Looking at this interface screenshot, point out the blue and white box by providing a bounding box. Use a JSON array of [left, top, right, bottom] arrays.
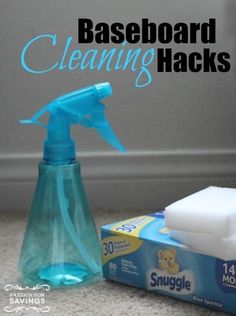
[[101, 212, 236, 314]]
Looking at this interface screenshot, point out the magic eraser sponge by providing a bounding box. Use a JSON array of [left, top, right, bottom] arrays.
[[170, 230, 236, 260], [165, 186, 236, 238]]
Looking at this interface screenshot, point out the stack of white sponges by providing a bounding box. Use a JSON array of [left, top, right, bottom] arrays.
[[165, 186, 236, 260]]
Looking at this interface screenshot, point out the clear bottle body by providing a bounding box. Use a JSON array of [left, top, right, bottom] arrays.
[[19, 161, 101, 288]]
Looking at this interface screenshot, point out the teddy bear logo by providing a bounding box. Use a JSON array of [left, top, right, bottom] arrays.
[[158, 248, 179, 275]]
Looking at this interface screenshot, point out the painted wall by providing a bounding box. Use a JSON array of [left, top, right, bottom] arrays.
[[0, 0, 236, 211]]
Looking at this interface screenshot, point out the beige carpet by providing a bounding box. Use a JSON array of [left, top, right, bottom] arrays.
[[0, 209, 231, 316]]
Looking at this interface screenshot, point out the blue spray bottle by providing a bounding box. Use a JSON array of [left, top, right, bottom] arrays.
[[19, 82, 125, 288]]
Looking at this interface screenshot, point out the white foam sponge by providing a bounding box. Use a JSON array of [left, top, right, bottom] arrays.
[[165, 186, 236, 238], [170, 230, 236, 260]]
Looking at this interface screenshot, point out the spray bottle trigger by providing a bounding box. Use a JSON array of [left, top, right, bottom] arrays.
[[19, 104, 52, 128], [19, 119, 48, 129]]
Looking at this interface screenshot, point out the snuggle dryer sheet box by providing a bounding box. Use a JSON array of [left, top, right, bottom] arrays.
[[101, 213, 236, 314]]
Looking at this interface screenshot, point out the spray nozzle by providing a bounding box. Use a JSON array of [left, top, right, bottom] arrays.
[[20, 82, 126, 165]]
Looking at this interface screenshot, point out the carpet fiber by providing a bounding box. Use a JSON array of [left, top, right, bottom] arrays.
[[0, 209, 231, 316]]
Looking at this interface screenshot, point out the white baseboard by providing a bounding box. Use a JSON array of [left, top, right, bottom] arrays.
[[1, 149, 236, 211]]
